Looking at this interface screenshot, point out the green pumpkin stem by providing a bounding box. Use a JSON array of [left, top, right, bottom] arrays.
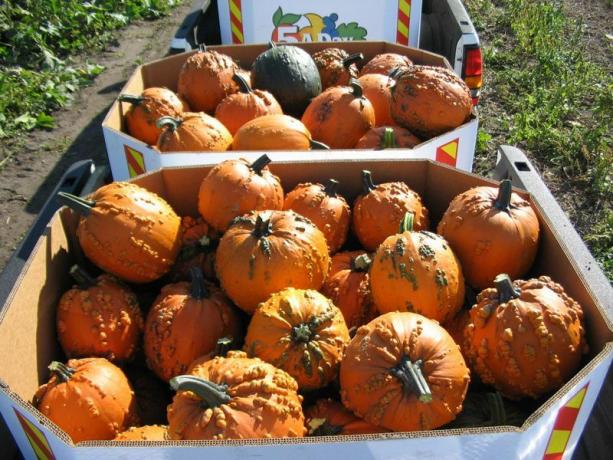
[[268, 41, 277, 48], [361, 170, 376, 194], [388, 66, 405, 79], [349, 78, 363, 98], [56, 191, 95, 216], [156, 116, 182, 131], [381, 127, 397, 149], [291, 323, 312, 343], [494, 179, 513, 212], [324, 179, 339, 196], [487, 392, 507, 425], [343, 53, 364, 68], [494, 274, 521, 302], [118, 94, 144, 105], [214, 337, 233, 358], [252, 214, 272, 238], [250, 154, 271, 175], [198, 43, 207, 52], [310, 139, 330, 150], [399, 212, 415, 233], [232, 73, 252, 94], [352, 253, 372, 272], [390, 357, 432, 403], [189, 267, 208, 299], [48, 361, 75, 382], [169, 375, 231, 408], [69, 265, 97, 289]]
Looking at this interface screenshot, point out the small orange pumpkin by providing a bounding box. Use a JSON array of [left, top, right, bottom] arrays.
[[198, 154, 284, 232], [355, 126, 421, 149], [232, 114, 328, 150], [33, 358, 138, 442], [464, 274, 588, 400], [312, 48, 363, 89], [283, 179, 350, 254], [57, 265, 143, 362], [352, 170, 430, 251], [216, 210, 330, 314], [119, 87, 189, 145], [177, 49, 239, 113], [244, 288, 350, 391], [320, 251, 376, 329], [437, 180, 540, 289], [214, 73, 283, 135], [302, 79, 375, 149], [167, 351, 306, 440], [305, 399, 388, 436], [340, 312, 470, 431], [359, 53, 412, 77], [114, 425, 168, 441], [169, 216, 219, 282], [156, 112, 232, 152], [357, 72, 397, 127], [370, 213, 465, 324]]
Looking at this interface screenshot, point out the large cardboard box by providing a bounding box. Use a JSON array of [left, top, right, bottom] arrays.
[[102, 41, 479, 181], [0, 156, 610, 459]]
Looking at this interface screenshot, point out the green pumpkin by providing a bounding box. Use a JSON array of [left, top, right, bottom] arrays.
[[251, 43, 322, 117]]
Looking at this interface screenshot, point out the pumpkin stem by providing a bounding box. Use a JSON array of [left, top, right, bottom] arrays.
[[48, 361, 75, 382], [156, 116, 182, 131], [388, 67, 404, 79], [342, 53, 364, 68], [352, 253, 372, 272], [390, 356, 432, 403], [494, 179, 513, 212], [198, 43, 207, 52], [189, 267, 209, 299], [308, 418, 343, 436], [310, 139, 330, 150], [250, 154, 271, 175], [349, 78, 363, 98], [324, 179, 339, 196], [291, 323, 313, 343], [252, 214, 272, 238], [169, 375, 231, 408], [56, 191, 95, 216], [232, 73, 252, 94], [268, 41, 276, 49], [494, 274, 521, 302], [361, 170, 376, 194], [69, 265, 97, 289], [118, 94, 144, 105], [214, 337, 233, 358], [399, 212, 415, 233], [487, 392, 507, 425], [381, 127, 397, 149]]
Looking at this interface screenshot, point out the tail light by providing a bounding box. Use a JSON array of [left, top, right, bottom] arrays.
[[463, 45, 482, 104]]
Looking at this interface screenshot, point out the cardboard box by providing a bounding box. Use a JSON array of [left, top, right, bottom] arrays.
[[0, 156, 611, 459], [102, 41, 479, 181], [216, 0, 422, 47]]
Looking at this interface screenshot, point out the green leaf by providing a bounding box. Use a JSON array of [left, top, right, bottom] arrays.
[[336, 22, 368, 40], [36, 113, 54, 129], [273, 7, 283, 27], [280, 13, 301, 25]]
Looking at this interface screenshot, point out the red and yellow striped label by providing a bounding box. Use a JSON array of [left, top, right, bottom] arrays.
[[542, 383, 589, 460], [229, 0, 244, 44], [124, 144, 146, 178], [435, 138, 459, 166], [396, 0, 411, 45], [13, 408, 56, 460]]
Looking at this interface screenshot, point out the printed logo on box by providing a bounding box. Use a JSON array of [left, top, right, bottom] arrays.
[[13, 408, 56, 460], [435, 138, 459, 166], [124, 145, 146, 178]]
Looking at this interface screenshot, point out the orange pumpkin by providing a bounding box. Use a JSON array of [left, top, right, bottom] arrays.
[[352, 170, 430, 251], [187, 336, 235, 372], [198, 154, 284, 232], [33, 358, 138, 442], [57, 266, 143, 362], [370, 213, 465, 324], [437, 180, 540, 289], [305, 399, 388, 436], [177, 50, 239, 113], [312, 48, 363, 89], [320, 251, 376, 329], [464, 274, 588, 399], [391, 65, 472, 138], [357, 73, 397, 126], [216, 210, 330, 314], [169, 216, 219, 282], [340, 312, 470, 431], [355, 126, 421, 149], [156, 112, 232, 152], [302, 79, 375, 149], [283, 179, 350, 254], [358, 53, 412, 77], [57, 182, 182, 283], [114, 425, 168, 441], [244, 288, 350, 390], [214, 73, 283, 135], [144, 267, 243, 382], [167, 351, 306, 439], [232, 114, 329, 150], [119, 87, 189, 145]]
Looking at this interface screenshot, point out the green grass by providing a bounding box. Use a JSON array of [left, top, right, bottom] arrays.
[[466, 0, 612, 279], [0, 1, 180, 139]]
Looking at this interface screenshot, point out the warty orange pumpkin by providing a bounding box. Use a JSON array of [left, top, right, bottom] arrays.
[[156, 112, 232, 152], [305, 398, 389, 436], [312, 48, 363, 89], [358, 53, 412, 77], [168, 216, 219, 282], [114, 425, 168, 441], [357, 72, 398, 127], [355, 126, 421, 149]]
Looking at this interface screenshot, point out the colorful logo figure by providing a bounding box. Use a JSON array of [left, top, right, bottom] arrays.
[[13, 408, 56, 460], [271, 7, 367, 43], [436, 138, 460, 167]]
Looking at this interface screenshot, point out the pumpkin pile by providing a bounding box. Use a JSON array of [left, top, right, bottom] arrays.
[[119, 44, 475, 152], [44, 158, 588, 444]]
